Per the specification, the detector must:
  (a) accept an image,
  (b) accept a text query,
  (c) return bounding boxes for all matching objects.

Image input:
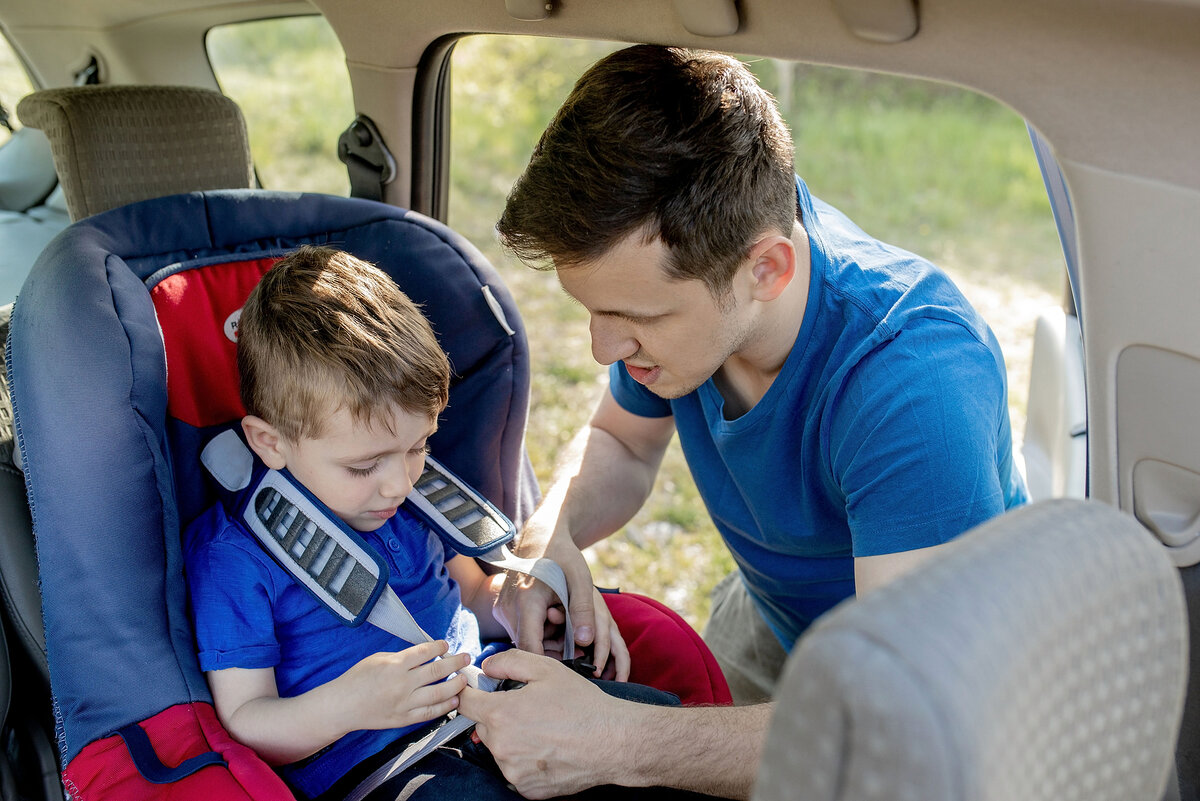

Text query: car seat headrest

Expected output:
[16,85,254,221]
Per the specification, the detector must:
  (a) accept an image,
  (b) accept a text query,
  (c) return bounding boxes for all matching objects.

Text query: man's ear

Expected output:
[241,415,289,470]
[746,235,796,302]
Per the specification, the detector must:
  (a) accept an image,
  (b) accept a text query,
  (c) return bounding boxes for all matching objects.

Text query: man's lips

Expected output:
[624,363,661,385]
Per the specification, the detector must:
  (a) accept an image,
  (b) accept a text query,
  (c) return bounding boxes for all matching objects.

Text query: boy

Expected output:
[185,246,633,800]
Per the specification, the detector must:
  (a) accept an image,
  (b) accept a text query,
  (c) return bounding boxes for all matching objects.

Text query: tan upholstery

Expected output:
[17,85,254,221]
[754,499,1188,801]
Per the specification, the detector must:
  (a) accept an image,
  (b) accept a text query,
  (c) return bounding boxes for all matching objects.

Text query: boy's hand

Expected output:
[336,640,470,732]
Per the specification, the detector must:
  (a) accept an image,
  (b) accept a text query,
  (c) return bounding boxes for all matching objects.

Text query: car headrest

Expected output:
[754,498,1187,801]
[16,85,254,221]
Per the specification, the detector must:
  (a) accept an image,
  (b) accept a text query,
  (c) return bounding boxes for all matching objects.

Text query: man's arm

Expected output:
[853,540,957,596]
[459,649,771,800]
[497,391,676,665]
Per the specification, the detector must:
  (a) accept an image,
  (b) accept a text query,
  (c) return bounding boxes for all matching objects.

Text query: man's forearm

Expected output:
[613,701,773,799]
[531,422,663,550]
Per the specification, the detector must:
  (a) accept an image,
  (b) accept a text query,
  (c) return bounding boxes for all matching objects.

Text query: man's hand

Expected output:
[493,519,629,680]
[458,650,629,799]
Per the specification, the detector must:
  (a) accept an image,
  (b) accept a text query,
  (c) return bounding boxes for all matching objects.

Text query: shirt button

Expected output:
[387,537,402,551]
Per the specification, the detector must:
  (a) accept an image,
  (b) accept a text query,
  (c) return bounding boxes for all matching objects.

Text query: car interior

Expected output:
[0,0,1195,799]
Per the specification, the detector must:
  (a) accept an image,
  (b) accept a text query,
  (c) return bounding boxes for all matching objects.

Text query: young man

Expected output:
[460,44,1027,799]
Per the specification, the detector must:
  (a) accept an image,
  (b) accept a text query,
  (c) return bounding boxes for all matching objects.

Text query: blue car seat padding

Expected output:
[7,190,538,776]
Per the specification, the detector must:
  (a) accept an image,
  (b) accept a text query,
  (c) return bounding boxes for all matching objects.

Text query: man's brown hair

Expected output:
[497,45,797,296]
[237,246,450,441]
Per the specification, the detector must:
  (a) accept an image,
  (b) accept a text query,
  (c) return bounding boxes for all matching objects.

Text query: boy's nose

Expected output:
[380,465,415,500]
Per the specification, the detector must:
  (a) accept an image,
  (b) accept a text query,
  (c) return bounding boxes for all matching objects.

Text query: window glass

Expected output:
[449,36,1064,627]
[0,36,32,144]
[207,16,353,195]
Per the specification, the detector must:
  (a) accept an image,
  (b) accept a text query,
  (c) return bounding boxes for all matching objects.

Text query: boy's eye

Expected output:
[409,444,431,457]
[346,462,380,477]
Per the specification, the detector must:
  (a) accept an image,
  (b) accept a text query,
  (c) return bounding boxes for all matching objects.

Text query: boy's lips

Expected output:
[625,363,661,385]
[369,506,399,520]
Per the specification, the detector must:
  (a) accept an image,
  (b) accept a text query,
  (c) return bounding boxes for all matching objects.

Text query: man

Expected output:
[460,44,1026,799]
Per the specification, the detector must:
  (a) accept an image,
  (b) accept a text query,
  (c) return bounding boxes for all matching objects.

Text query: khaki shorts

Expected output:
[702,572,790,705]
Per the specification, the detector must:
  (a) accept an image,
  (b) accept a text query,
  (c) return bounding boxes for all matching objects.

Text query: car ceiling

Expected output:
[1,0,1199,511]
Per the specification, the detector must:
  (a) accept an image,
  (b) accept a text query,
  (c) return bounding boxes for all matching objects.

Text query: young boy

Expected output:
[184,246,631,800]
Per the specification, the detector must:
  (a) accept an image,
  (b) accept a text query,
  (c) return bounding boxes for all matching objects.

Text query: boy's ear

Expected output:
[241,415,288,470]
[746,234,796,302]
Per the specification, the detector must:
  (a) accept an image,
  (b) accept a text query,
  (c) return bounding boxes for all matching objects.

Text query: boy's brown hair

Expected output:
[237,245,450,441]
[497,45,797,298]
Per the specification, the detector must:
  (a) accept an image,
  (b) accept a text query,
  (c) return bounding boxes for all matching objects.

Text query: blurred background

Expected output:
[0,24,1064,629]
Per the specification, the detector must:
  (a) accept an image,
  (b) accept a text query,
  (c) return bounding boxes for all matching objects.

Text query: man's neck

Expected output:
[713,224,811,419]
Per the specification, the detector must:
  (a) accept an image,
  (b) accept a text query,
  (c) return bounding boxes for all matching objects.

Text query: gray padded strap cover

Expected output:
[754,499,1188,801]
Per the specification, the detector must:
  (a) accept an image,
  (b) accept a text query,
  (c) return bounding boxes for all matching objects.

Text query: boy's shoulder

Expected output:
[183,500,271,567]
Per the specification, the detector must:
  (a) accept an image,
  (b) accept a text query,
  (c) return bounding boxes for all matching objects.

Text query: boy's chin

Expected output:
[348,514,390,533]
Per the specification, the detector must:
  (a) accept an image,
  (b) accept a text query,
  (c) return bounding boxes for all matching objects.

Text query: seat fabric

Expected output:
[754,498,1188,801]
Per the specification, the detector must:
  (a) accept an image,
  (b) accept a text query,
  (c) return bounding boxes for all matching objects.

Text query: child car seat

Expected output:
[8,192,729,798]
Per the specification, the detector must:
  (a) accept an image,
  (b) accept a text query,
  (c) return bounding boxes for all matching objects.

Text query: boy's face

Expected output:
[249,404,436,533]
[556,233,749,400]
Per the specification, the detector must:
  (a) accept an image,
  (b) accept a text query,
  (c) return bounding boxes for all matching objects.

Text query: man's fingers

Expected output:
[562,560,598,647]
[515,585,554,654]
[479,648,558,685]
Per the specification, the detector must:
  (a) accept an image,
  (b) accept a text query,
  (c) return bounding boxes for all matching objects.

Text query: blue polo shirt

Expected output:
[610,177,1027,649]
[185,503,482,798]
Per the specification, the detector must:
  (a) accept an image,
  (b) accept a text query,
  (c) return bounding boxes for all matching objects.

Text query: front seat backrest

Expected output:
[17,85,254,221]
[754,498,1188,801]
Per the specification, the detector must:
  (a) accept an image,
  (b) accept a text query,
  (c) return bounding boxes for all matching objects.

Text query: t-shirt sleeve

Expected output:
[828,318,1010,557]
[608,361,673,418]
[185,509,282,671]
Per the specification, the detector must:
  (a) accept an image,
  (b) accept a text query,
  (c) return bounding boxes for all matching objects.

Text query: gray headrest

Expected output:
[17,85,254,220]
[755,499,1188,801]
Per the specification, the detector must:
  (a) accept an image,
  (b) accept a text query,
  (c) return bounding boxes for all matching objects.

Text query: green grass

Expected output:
[182,27,1065,630]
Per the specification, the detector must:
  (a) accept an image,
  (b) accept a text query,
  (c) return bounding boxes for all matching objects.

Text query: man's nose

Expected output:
[589,316,637,366]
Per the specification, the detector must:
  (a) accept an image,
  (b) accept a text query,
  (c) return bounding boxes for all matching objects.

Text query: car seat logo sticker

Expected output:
[224,308,242,343]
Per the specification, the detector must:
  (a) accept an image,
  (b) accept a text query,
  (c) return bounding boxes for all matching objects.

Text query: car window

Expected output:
[448,36,1066,626]
[207,16,354,195]
[0,33,32,146]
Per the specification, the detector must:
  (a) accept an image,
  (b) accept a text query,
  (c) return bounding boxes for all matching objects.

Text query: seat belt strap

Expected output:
[406,455,575,659]
[337,115,396,202]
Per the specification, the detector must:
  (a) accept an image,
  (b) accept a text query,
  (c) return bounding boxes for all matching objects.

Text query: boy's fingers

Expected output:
[422,651,470,684]
[403,640,450,666]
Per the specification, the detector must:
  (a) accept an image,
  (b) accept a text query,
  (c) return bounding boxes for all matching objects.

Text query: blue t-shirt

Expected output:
[610,177,1027,649]
[185,502,482,799]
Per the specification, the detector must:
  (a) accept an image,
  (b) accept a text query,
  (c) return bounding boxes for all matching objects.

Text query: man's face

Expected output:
[556,234,748,399]
[276,404,435,532]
